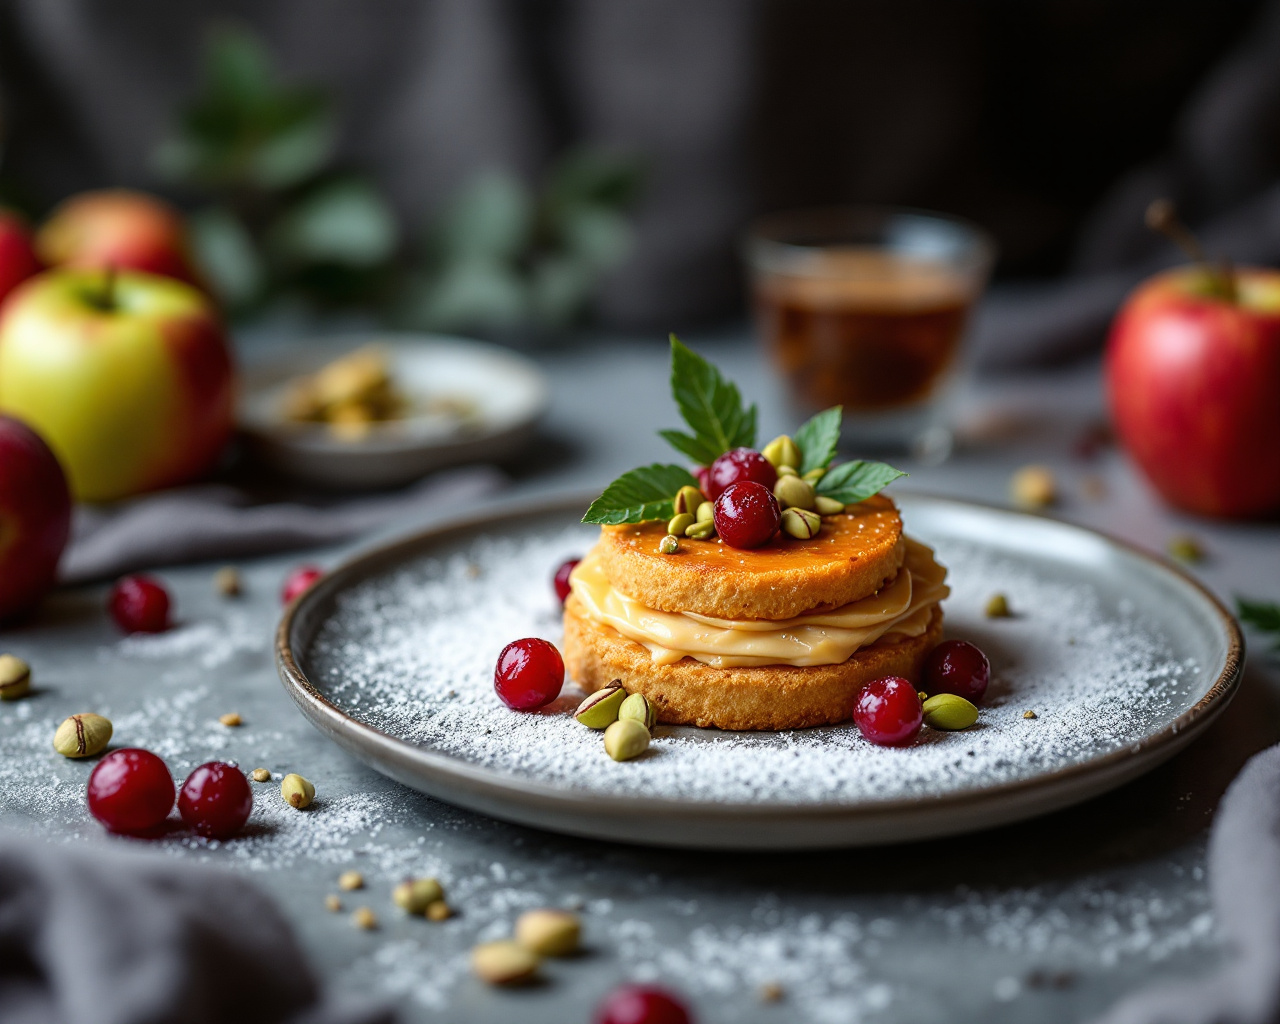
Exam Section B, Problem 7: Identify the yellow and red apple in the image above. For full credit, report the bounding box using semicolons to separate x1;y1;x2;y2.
0;415;71;620
0;209;41;307
1106;266;1280;518
36;189;202;289
0;269;235;502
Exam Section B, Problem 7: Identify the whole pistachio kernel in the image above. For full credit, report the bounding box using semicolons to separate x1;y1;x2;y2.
813;495;845;515
575;684;627;729
802;467;826;484
281;773;315;809
781;507;822;540
604;718;650;762
774;475;816;511
922;693;979;731
212;566;242;597
658;534;680;554
0;654;31;701
471;940;539;985
775;464;798;478
673;485;705;515
53;713;113;758
685;520;716;540
393;877;444;914
515;908;581;957
984;593;1011;618
695;500;715;524
618;692;657;731
667;512;695;537
762;434;802;470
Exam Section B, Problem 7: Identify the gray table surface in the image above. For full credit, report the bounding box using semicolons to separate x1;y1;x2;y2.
3;333;1279;1024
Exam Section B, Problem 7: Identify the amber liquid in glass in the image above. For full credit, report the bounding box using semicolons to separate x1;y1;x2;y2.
756;249;973;413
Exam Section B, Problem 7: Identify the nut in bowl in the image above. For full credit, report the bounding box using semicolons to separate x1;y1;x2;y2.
238;333;549;489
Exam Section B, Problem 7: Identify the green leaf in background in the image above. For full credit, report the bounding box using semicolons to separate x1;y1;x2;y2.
583;464;700;525
267;178;397;267
815;460;907;505
188;207;264;307
557;204;632;272
544;148;644;211
529;254;597;328
404;257;528;332
794;406;843;474
662;335;757;464
436;170;533;263
155;25;334;191
1238;597;1280;652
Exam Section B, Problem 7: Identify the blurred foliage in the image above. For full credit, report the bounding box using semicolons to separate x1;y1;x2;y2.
155;25;397;315
157;24;641;332
397;151;642;334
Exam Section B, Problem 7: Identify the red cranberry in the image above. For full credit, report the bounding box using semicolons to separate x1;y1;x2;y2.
108;575;171;633
712;481;781;549
706;447;777;500
178;761;253;839
853;676;923;746
553;558;581;604
281;565;324;604
87;748;175;834
923;639;991;702
494;638;564;710
595;985;693;1024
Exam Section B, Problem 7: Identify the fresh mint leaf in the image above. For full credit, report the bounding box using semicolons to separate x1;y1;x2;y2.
657;429;721;466
1238;597;1280;652
583;464;700;525
816;460;907;505
663;335;756;462
794;406;842;474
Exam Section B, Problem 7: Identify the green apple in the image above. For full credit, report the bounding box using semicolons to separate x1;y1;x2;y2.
0;268;234;501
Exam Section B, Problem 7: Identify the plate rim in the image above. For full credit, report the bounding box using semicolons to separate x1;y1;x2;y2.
275;491;1244;830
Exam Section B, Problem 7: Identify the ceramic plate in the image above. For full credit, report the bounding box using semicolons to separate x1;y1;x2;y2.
276;494;1242;849
238;333;550;488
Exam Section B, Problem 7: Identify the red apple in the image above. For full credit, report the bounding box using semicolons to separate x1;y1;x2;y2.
36;190;202;288
0;268;234;501
0;416;72;620
0;209;41;306
1106;266;1280;517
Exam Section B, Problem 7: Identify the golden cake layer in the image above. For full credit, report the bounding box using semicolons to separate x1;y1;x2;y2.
596;494;904;620
564;600;943;731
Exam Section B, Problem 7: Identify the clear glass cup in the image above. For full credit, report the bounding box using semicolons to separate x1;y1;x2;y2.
746;206;995;462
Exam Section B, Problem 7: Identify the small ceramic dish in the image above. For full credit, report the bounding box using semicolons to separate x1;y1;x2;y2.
276;493;1242;850
238;333;549;488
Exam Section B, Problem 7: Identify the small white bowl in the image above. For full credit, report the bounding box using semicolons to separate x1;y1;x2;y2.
237;333;549;488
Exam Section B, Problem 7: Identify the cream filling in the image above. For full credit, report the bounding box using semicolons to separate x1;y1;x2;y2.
570;536;949;668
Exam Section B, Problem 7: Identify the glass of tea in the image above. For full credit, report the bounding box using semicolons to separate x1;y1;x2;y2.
747;207;994;460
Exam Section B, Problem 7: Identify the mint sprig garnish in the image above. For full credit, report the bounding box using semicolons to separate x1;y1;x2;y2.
584;338;905;527
1238;597;1280;653
657;335;757;464
794;406;842;474
583;463;700;525
815;460;907;505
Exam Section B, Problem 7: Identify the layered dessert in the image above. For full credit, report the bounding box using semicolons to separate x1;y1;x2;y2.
565;495;948;729
561;337;951;732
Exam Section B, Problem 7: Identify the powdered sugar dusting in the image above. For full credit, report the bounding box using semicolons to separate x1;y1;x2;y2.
306;522;1202;806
